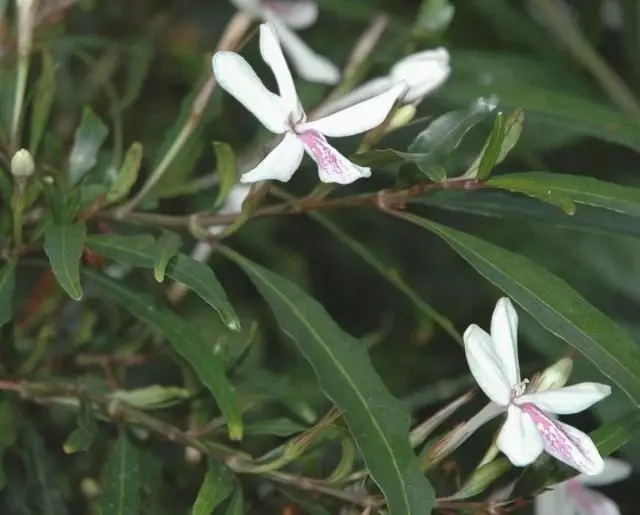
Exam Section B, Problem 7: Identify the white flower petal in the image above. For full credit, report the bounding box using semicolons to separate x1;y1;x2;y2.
300;83;406;137
264;0;318;29
579;457;632;486
490;297;520;386
520;403;604;475
315;77;395;118
267;15;340;85
497;405;544;466
534;484;572;515
298;130;370;184
259;23;303;119
390;48;451;103
240;133;304;183
463;324;511;405
212;51;287;134
517;383;611;415
567;481;621;515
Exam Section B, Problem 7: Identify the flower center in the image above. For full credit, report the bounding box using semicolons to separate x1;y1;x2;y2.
510;378;529;401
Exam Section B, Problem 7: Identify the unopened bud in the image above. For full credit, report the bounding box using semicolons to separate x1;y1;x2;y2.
448;458;511;500
534;357;573;392
185;446;203;464
387;104;417;131
11;149;35;179
80;477;101;498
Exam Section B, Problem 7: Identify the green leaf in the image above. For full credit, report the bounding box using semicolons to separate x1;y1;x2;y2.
43;221;86;301
487;175;577;214
191;460;234;515
85;270;243;440
108;385;190;410
153;231;182;282
224;489;244;515
243;418;307;437
213;142;238;210
63;401;97;454
0;262;16;328
107;142;143;203
399;213;640;408
99;430;141;515
220;248;435;515
308;212;461;344
0;400;16;490
30;52;56;156
474;112;505;180
68;107;109;186
490;172;640;216
85;235;239;330
449;459;511;500
351;149;447;182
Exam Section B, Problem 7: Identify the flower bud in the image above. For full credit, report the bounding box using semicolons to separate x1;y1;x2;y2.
10;149;35;179
534;357;574;392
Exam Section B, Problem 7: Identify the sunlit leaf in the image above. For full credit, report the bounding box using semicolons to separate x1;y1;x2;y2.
99;430;141;515
221;248;435;515
43;221;86;301
400;214;640;408
85;270;243;440
109;386;190;410
191;460;234;515
68;107;109;186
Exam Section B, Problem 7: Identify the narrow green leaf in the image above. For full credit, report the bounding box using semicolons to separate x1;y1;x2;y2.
44;222;86;301
308;212;461;344
351;149;447;182
399;213;640;408
0;262;16;328
153;231;182;282
487;175;577;214
213;142;238;210
85;235;240;331
224;489;243;515
243;418;307;437
30;52;56;156
85;270;243;440
107;142;143;203
68;107;109;186
63;401;97;454
474;112;505;180
449;459;511;500
490;172;640;216
220;248;435;515
99;431;141;515
108;386;190;410
191;460;234;515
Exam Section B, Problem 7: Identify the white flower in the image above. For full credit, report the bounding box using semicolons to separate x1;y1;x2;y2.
319;48;450;116
464;297;611;475
212;23;406;185
229;0;339;84
535;458;631;515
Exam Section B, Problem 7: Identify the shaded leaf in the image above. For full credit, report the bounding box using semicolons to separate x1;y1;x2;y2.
0;262;16;328
43;222;86;301
449;459;511;500
243;418;307;437
213;142;238;210
153;231;182;282
191;460;234;515
63;401;97;454
99;430;141;515
224;489;243;515
109;386;190;410
487;175;576;214
30;52;56;156
68;107;109;186
85;270;243;440
107;142;143;203
0;400;16;489
221;248;435;515
400;213;640;408
85;235;239;330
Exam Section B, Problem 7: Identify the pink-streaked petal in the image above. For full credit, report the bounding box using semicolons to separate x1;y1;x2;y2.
566;480;621;515
212;51;287;134
534;484;572;515
490;297;520;386
300;83;406;137
263;0;318;29
390;48;451;103
497;405;544;466
520;403;605;475
463;324;511;406
579;457;632;486
240;132;304;183
259;23;303;120
298;130;370;184
517;383;611;415
267;14;340;85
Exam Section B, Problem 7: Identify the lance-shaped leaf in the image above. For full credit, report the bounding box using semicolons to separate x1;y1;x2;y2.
487;174;576;214
212;142;238;210
153;231;182;282
99;431;141;515
44;222;86;301
85;270;243;440
399;213;640;408
68;107;109;186
30;52;56;156
191;460;234;515
220;247;435;515
85;234;239;330
224;489;244;515
107;142;143;203
0;262;16;328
